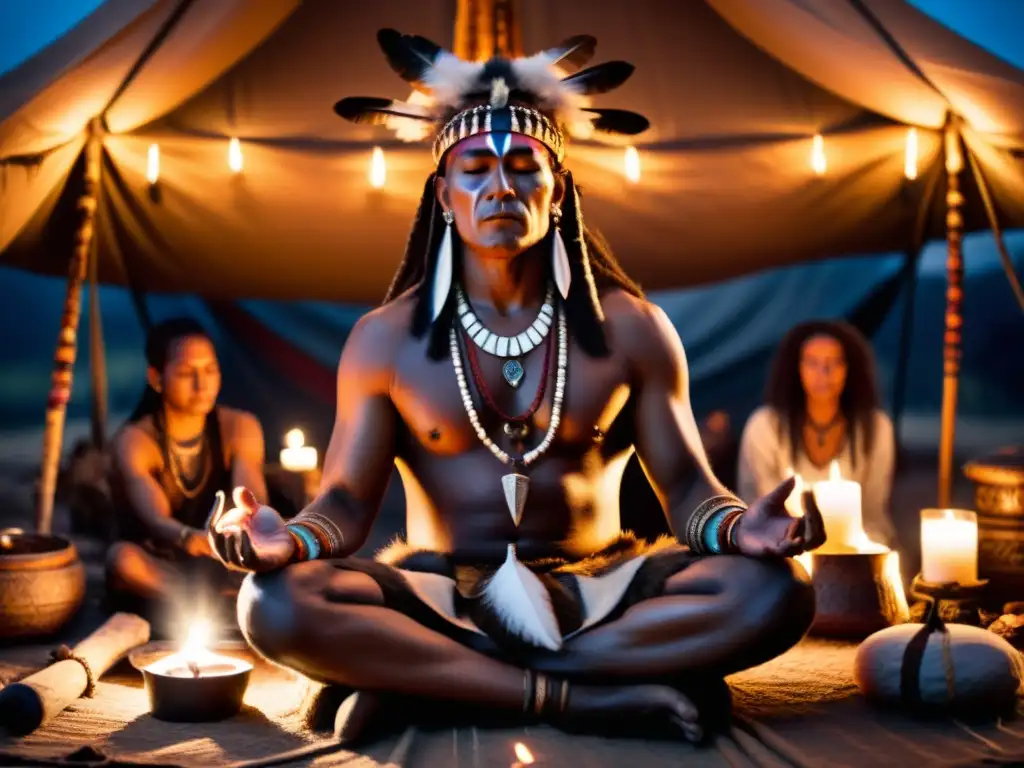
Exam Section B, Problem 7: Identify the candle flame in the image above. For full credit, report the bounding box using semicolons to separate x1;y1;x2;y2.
182;619;211;660
811;134;827;176
369;146;386;188
624;146;641;183
904;127;918;180
828;460;841;481
285;428;305;449
513;742;535;764
146;143;160;184
228;137;243;173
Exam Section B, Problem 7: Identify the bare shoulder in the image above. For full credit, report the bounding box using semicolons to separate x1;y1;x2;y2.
599;288;682;368
336;292;416;387
113;420;161;471
217;407;264;441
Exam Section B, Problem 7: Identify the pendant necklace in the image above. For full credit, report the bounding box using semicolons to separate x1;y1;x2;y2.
450;303;567;526
456;285;554;388
462;318;553;443
806;413;842;448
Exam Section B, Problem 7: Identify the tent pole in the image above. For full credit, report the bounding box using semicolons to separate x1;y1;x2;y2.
453;0;522;61
35;119;103;534
937;118;965;508
88;233;109;449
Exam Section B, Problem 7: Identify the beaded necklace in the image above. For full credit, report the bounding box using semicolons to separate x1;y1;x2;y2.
449;302;568;526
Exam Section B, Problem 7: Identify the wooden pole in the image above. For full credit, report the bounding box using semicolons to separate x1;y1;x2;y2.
88;230;109;449
453;0;522;61
35;120;103;533
937;118;964;507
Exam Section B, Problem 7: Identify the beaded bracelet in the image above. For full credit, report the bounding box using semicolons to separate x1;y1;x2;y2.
686;495;747;554
286;523;321;561
290;512;345;556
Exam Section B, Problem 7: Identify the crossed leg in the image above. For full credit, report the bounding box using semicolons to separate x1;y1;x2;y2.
238;554;813;741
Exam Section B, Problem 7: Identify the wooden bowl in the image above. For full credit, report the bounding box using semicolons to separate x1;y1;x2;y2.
808;550;910;640
0;530;86;640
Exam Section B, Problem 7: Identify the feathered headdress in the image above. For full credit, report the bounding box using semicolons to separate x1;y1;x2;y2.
333;29;649;165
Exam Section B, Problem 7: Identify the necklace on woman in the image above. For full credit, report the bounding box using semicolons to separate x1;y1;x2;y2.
450;303;567;526
806;413;843;448
455;284;555;388
157;410;212;500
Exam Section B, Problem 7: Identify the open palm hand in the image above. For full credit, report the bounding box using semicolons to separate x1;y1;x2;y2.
732;476;827;557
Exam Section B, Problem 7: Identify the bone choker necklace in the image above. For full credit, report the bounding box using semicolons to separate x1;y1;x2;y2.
449;303;567;527
455;285;555;388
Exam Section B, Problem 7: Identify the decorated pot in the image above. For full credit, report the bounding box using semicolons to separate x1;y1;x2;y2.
964;447;1024;603
0;530;86;640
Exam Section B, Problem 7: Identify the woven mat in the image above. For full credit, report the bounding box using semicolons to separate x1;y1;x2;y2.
1;638;1022;767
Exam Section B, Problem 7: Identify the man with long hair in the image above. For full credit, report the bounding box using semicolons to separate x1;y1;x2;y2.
106;317;268;623
207;32;825;742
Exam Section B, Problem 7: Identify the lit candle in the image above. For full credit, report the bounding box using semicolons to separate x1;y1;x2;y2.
920;508;978;584
145;620;251;678
812;461;863;553
280;428;317;472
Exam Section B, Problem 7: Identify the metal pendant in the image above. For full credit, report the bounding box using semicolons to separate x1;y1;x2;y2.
502;359;524;388
502;472;529;526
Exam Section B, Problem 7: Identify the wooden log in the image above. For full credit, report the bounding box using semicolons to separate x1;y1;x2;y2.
0;612;150;737
35;123;103;534
938;119;965;508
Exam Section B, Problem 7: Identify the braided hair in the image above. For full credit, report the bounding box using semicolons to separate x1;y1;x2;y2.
383;169;643;360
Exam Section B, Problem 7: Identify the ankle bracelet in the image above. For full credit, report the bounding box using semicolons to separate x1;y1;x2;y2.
524;671;570;719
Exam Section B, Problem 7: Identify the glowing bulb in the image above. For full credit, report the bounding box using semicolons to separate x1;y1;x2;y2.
829;460;841;481
810;134;826;176
904;127;918;180
513;742;535;764
285;429;305;450
228;137;243;173
369;146;386;188
146;143;160;184
623;145;641;183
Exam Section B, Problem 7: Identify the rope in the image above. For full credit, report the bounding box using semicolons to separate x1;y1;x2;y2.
48;645;96;698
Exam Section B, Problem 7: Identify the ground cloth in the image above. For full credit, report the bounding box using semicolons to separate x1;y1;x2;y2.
2;636;1023;768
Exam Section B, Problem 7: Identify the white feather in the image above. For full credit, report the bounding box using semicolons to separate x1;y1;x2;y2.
424;53;484;110
483;544;563;651
511;53;594;139
388;90;436;141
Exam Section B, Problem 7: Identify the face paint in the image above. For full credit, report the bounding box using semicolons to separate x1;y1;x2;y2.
440;132;558;257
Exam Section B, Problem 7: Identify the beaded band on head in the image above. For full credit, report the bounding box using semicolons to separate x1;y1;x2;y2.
333;29;650;172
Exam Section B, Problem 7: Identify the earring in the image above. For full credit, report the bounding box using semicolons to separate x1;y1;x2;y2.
431;209;455;322
551;206;571;300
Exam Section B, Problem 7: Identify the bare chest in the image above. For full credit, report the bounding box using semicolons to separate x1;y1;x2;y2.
391;331;632;458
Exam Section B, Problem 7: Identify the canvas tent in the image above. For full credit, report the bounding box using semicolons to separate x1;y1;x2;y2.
1;0;1022;530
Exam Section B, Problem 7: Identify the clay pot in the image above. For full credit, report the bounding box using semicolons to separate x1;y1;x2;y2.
0;530;86;640
808;551;910;639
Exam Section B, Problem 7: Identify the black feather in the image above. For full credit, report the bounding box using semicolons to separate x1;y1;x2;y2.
561;61;635;95
584;108;650;135
376;28;444;91
546;35;597;72
333;96;434;125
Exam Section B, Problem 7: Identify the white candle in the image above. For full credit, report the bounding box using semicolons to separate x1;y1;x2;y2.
920;508;978;584
812;461;863;553
280;428;317;472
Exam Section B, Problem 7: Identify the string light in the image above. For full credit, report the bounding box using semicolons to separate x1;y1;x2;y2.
810;134;827;176
146;143;160;184
369;146;386;188
623;145;641;183
228;137;243;173
904;127;918;180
